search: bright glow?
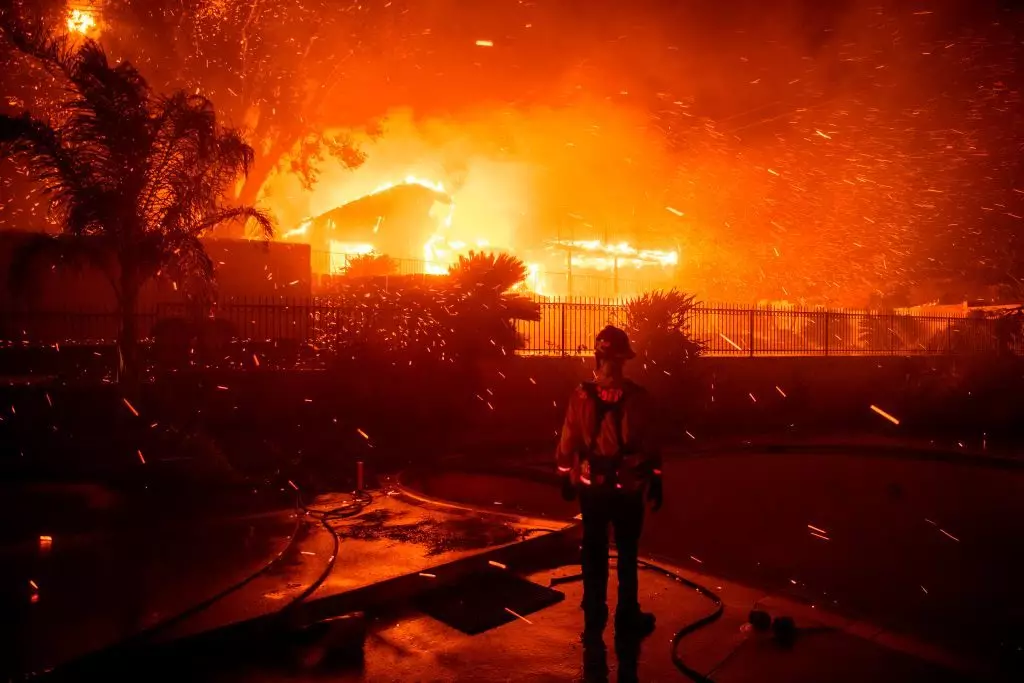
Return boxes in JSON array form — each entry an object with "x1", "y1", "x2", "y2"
[
  {"x1": 548, "y1": 239, "x2": 680, "y2": 271},
  {"x1": 281, "y1": 218, "x2": 313, "y2": 240},
  {"x1": 328, "y1": 241, "x2": 375, "y2": 275},
  {"x1": 66, "y1": 8, "x2": 97, "y2": 35},
  {"x1": 371, "y1": 175, "x2": 446, "y2": 196}
]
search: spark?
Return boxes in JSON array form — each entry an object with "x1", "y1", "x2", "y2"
[
  {"x1": 253, "y1": 354, "x2": 260, "y2": 367},
  {"x1": 870, "y1": 405, "x2": 900, "y2": 425},
  {"x1": 807, "y1": 524, "x2": 828, "y2": 534},
  {"x1": 939, "y1": 528, "x2": 960, "y2": 542},
  {"x1": 504, "y1": 607, "x2": 533, "y2": 624},
  {"x1": 357, "y1": 428, "x2": 370, "y2": 440},
  {"x1": 419, "y1": 572, "x2": 436, "y2": 578},
  {"x1": 767, "y1": 168, "x2": 780, "y2": 177},
  {"x1": 137, "y1": 450, "x2": 146, "y2": 464},
  {"x1": 216, "y1": 385, "x2": 229, "y2": 390},
  {"x1": 29, "y1": 580, "x2": 38, "y2": 591},
  {"x1": 815, "y1": 130, "x2": 832, "y2": 140},
  {"x1": 719, "y1": 333, "x2": 743, "y2": 351},
  {"x1": 122, "y1": 398, "x2": 139, "y2": 416},
  {"x1": 488, "y1": 560, "x2": 507, "y2": 569},
  {"x1": 924, "y1": 518, "x2": 937, "y2": 526},
  {"x1": 288, "y1": 480, "x2": 298, "y2": 490},
  {"x1": 775, "y1": 386, "x2": 787, "y2": 398},
  {"x1": 689, "y1": 555, "x2": 703, "y2": 564},
  {"x1": 39, "y1": 535, "x2": 52, "y2": 549},
  {"x1": 475, "y1": 39, "x2": 494, "y2": 47},
  {"x1": 45, "y1": 393, "x2": 52, "y2": 406},
  {"x1": 921, "y1": 585, "x2": 929, "y2": 594},
  {"x1": 666, "y1": 207, "x2": 684, "y2": 217},
  {"x1": 300, "y1": 551, "x2": 316, "y2": 556},
  {"x1": 748, "y1": 393, "x2": 757, "y2": 403},
  {"x1": 685, "y1": 430, "x2": 696, "y2": 439},
  {"x1": 810, "y1": 532, "x2": 830, "y2": 541}
]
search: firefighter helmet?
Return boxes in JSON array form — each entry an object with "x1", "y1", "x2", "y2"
[{"x1": 595, "y1": 325, "x2": 635, "y2": 360}]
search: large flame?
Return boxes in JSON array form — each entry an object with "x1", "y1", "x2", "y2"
[
  {"x1": 548, "y1": 239, "x2": 680, "y2": 271},
  {"x1": 66, "y1": 7, "x2": 97, "y2": 35},
  {"x1": 279, "y1": 173, "x2": 679, "y2": 297}
]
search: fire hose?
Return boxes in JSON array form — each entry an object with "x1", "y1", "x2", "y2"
[
  {"x1": 40, "y1": 485, "x2": 371, "y2": 680},
  {"x1": 548, "y1": 553, "x2": 725, "y2": 683}
]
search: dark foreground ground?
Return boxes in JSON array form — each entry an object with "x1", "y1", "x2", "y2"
[
  {"x1": 417, "y1": 448, "x2": 1024, "y2": 678},
  {"x1": 2, "y1": 446, "x2": 1021, "y2": 682}
]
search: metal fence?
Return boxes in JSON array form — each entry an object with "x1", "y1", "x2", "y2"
[
  {"x1": 516, "y1": 300, "x2": 1011, "y2": 357},
  {"x1": 0, "y1": 298, "x2": 1016, "y2": 357}
]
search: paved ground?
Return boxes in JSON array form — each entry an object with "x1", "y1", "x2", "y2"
[
  {"x1": 0, "y1": 509, "x2": 297, "y2": 677},
  {"x1": 108, "y1": 560, "x2": 972, "y2": 682},
  {"x1": 1, "y1": 489, "x2": 568, "y2": 679},
  {"x1": 414, "y1": 448, "x2": 1024, "y2": 679}
]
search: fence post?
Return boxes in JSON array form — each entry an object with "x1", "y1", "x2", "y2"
[
  {"x1": 748, "y1": 308, "x2": 755, "y2": 358},
  {"x1": 824, "y1": 311, "x2": 830, "y2": 357},
  {"x1": 946, "y1": 317, "x2": 952, "y2": 354},
  {"x1": 560, "y1": 300, "x2": 567, "y2": 356}
]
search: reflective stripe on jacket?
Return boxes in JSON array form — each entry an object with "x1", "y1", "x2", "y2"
[{"x1": 555, "y1": 380, "x2": 660, "y2": 492}]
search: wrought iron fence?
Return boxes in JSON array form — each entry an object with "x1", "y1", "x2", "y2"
[
  {"x1": 515, "y1": 300, "x2": 1014, "y2": 357},
  {"x1": 0, "y1": 298, "x2": 1017, "y2": 357}
]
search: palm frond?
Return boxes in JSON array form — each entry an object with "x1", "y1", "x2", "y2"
[{"x1": 448, "y1": 251, "x2": 529, "y2": 294}]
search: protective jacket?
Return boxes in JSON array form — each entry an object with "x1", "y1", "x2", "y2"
[{"x1": 555, "y1": 379, "x2": 660, "y2": 493}]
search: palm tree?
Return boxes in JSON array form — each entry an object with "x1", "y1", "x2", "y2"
[
  {"x1": 0, "y1": 20, "x2": 272, "y2": 383},
  {"x1": 622, "y1": 289, "x2": 705, "y2": 366},
  {"x1": 445, "y1": 251, "x2": 540, "y2": 359}
]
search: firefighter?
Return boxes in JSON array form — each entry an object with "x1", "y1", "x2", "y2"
[{"x1": 556, "y1": 325, "x2": 663, "y2": 638}]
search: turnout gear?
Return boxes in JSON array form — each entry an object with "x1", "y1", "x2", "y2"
[
  {"x1": 555, "y1": 325, "x2": 662, "y2": 638},
  {"x1": 554, "y1": 380, "x2": 660, "y2": 494}
]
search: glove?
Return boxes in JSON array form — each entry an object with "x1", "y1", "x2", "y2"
[
  {"x1": 561, "y1": 475, "x2": 577, "y2": 502},
  {"x1": 647, "y1": 476, "x2": 663, "y2": 512}
]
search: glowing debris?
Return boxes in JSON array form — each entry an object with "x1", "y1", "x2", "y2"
[
  {"x1": 122, "y1": 398, "x2": 139, "y2": 417},
  {"x1": 39, "y1": 535, "x2": 52, "y2": 550},
  {"x1": 870, "y1": 405, "x2": 900, "y2": 425},
  {"x1": 719, "y1": 334, "x2": 744, "y2": 351},
  {"x1": 475, "y1": 39, "x2": 494, "y2": 47},
  {"x1": 137, "y1": 450, "x2": 146, "y2": 464},
  {"x1": 504, "y1": 607, "x2": 533, "y2": 624}
]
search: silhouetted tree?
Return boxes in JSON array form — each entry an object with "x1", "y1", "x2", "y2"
[
  {"x1": 0, "y1": 19, "x2": 272, "y2": 384},
  {"x1": 623, "y1": 289, "x2": 705, "y2": 367},
  {"x1": 446, "y1": 251, "x2": 540, "y2": 359}
]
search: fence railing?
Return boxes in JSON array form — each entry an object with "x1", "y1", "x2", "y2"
[
  {"x1": 515, "y1": 301, "x2": 1010, "y2": 356},
  {"x1": 0, "y1": 298, "x2": 1017, "y2": 357}
]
